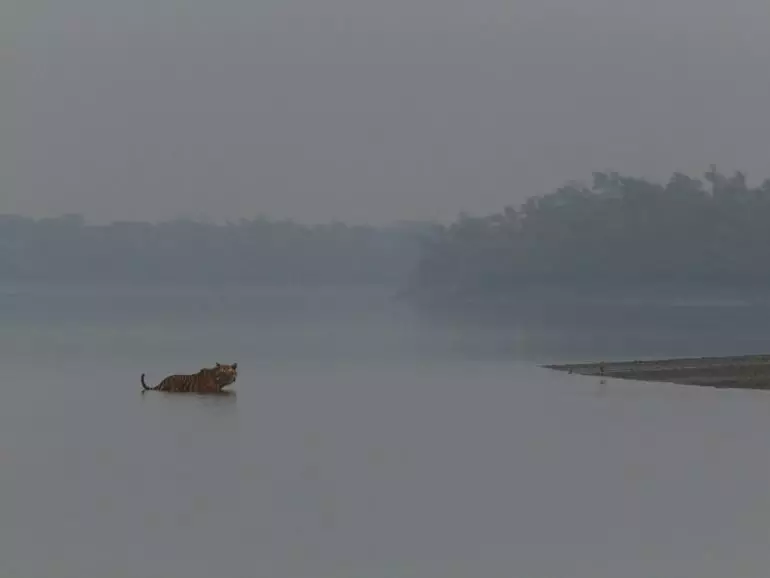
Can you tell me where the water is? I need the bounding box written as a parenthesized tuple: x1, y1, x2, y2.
(1, 284, 769, 577)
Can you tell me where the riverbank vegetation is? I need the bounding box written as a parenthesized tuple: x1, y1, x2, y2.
(409, 167, 770, 301)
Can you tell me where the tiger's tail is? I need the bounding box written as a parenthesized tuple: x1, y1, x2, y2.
(141, 373, 154, 391)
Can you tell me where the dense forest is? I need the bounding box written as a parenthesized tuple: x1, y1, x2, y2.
(409, 167, 770, 301)
(0, 215, 429, 285)
(5, 166, 770, 295)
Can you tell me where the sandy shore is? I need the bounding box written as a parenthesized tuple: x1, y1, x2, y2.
(544, 354, 770, 390)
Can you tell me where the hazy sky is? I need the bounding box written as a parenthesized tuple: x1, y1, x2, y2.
(4, 0, 770, 224)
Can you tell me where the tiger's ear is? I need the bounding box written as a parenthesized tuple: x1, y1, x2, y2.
(215, 362, 222, 367)
(232, 362, 238, 369)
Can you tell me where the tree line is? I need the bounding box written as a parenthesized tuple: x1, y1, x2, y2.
(409, 167, 770, 300)
(0, 215, 430, 285)
(5, 166, 770, 294)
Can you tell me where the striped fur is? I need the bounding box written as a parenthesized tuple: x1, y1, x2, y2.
(141, 362, 238, 393)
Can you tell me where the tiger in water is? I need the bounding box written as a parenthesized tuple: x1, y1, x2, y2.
(141, 362, 238, 393)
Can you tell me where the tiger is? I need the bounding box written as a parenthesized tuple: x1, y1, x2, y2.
(141, 362, 238, 393)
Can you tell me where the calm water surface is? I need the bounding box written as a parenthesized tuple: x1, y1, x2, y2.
(1, 285, 769, 578)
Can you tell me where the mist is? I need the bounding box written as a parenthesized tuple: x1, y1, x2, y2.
(0, 215, 429, 285)
(6, 4, 770, 577)
(5, 0, 770, 224)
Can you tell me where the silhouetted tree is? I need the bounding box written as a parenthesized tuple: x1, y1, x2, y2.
(410, 167, 770, 301)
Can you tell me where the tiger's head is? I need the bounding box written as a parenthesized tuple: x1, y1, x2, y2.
(213, 362, 238, 388)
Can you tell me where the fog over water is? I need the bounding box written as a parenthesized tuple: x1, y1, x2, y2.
(4, 1, 770, 575)
(1, 285, 769, 577)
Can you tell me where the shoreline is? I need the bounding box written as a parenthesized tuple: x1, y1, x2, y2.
(544, 354, 770, 391)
